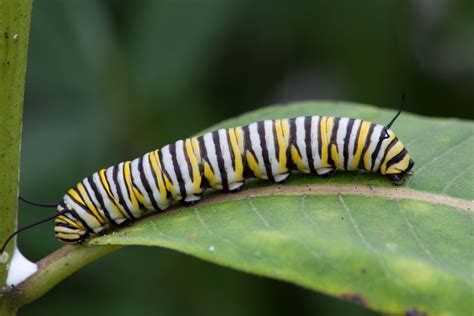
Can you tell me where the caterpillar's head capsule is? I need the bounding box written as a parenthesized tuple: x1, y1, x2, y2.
(54, 203, 89, 244)
(379, 135, 415, 185)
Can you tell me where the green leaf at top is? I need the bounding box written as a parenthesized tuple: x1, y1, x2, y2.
(91, 101, 474, 316)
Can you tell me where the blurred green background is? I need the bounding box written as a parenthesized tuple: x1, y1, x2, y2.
(18, 0, 473, 315)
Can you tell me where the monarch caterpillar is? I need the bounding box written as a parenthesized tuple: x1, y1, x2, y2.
(1, 103, 414, 250)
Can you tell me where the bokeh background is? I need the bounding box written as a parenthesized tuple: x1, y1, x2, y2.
(18, 1, 473, 315)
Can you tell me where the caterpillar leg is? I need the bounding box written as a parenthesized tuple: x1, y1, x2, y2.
(273, 172, 290, 183)
(184, 194, 202, 205)
(227, 181, 244, 192)
(316, 168, 335, 177)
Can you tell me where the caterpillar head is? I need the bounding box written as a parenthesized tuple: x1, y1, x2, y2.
(54, 202, 90, 244)
(379, 134, 415, 185)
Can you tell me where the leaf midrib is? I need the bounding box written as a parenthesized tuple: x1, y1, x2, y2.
(113, 183, 472, 231)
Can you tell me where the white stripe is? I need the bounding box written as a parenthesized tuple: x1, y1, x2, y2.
(175, 140, 194, 195)
(218, 129, 236, 184)
(310, 116, 322, 168)
(295, 117, 308, 171)
(335, 118, 349, 170)
(264, 120, 278, 177)
(248, 122, 266, 178)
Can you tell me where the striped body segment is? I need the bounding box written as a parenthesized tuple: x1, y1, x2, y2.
(55, 116, 414, 243)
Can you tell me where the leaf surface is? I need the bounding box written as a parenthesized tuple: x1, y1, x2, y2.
(91, 101, 474, 316)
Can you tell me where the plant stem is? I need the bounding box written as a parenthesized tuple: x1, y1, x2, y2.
(0, 244, 121, 308)
(0, 0, 33, 285)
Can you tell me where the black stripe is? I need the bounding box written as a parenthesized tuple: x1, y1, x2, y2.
(370, 127, 386, 172)
(352, 120, 363, 155)
(213, 130, 229, 190)
(113, 164, 135, 219)
(328, 117, 340, 167)
(197, 135, 214, 184)
(182, 140, 194, 181)
(380, 138, 398, 169)
(138, 156, 160, 211)
(286, 118, 297, 170)
(258, 121, 275, 182)
(317, 116, 323, 159)
(386, 149, 407, 169)
(343, 119, 355, 170)
(242, 125, 255, 177)
(101, 169, 128, 218)
(122, 162, 137, 208)
(358, 123, 375, 170)
(55, 222, 75, 229)
(69, 207, 95, 233)
(272, 121, 280, 163)
(57, 236, 81, 243)
(67, 190, 97, 220)
(169, 143, 187, 199)
(225, 129, 237, 172)
(86, 175, 115, 224)
(305, 116, 316, 173)
(196, 136, 209, 189)
(128, 163, 147, 210)
(80, 179, 104, 222)
(226, 129, 236, 171)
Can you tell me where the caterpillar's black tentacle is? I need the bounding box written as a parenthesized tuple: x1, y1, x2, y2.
(54, 116, 414, 243)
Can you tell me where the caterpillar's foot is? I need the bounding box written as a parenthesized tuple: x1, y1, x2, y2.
(272, 173, 290, 183)
(226, 182, 244, 193)
(183, 195, 202, 206)
(317, 168, 336, 177)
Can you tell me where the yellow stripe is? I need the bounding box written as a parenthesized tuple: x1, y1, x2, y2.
(246, 151, 262, 178)
(55, 233, 80, 240)
(77, 183, 104, 224)
(274, 119, 288, 173)
(150, 150, 168, 204)
(99, 169, 126, 217)
(54, 226, 80, 234)
(235, 127, 245, 153)
(203, 162, 217, 188)
(229, 128, 244, 181)
(160, 167, 177, 199)
(191, 137, 201, 161)
(68, 189, 86, 206)
(351, 121, 371, 169)
(291, 146, 306, 172)
(320, 116, 330, 167)
(57, 215, 84, 230)
(185, 138, 203, 194)
(331, 144, 342, 169)
(124, 161, 139, 210)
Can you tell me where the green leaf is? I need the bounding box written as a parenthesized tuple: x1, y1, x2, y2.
(91, 101, 473, 316)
